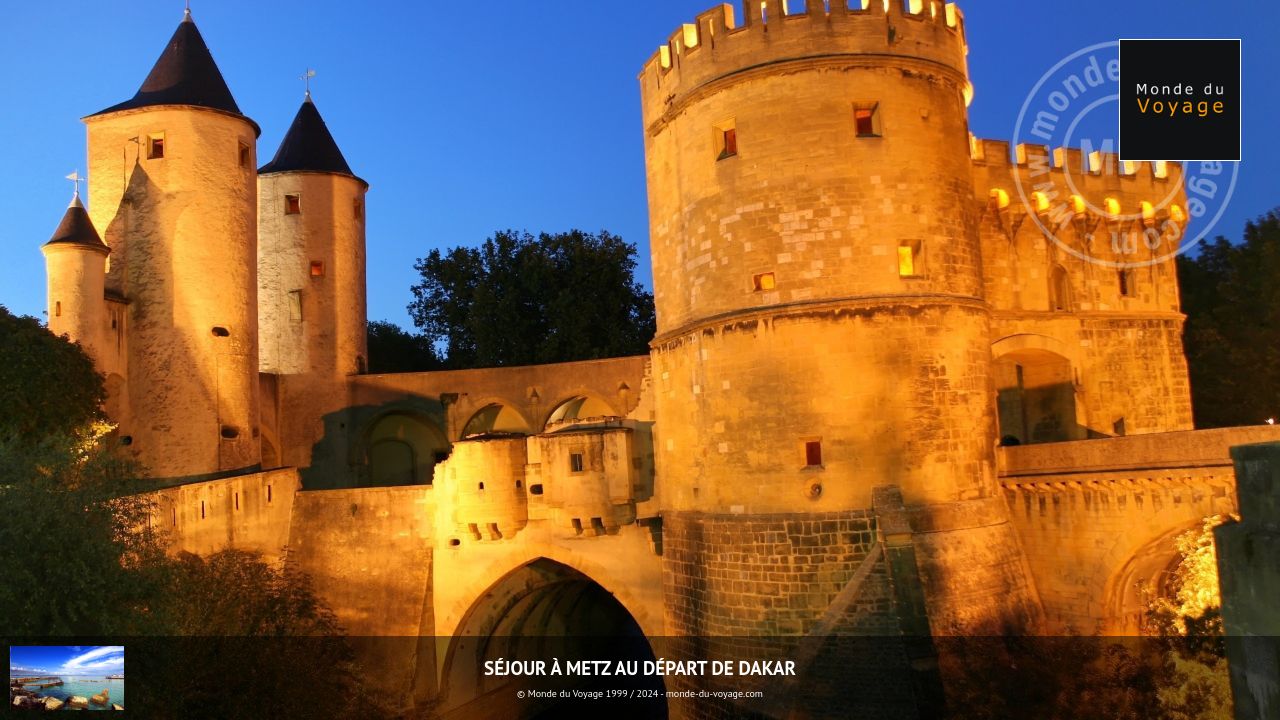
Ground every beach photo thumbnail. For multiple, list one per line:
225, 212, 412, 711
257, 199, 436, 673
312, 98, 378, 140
10, 645, 124, 711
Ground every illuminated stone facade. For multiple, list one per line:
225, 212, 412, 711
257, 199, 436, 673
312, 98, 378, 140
36, 2, 1273, 716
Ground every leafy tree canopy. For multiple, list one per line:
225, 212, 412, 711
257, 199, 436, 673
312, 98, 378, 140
366, 320, 442, 373
1178, 210, 1280, 428
0, 305, 104, 442
407, 230, 656, 369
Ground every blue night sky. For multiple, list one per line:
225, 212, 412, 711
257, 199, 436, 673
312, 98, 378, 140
10, 646, 124, 677
0, 1, 1276, 329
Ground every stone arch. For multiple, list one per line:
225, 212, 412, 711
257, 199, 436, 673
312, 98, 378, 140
542, 393, 619, 430
438, 557, 665, 718
1101, 520, 1207, 635
360, 411, 450, 486
459, 401, 531, 439
1050, 264, 1072, 311
992, 338, 1083, 445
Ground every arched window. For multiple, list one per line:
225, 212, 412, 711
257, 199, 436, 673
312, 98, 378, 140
365, 412, 449, 486
460, 403, 528, 438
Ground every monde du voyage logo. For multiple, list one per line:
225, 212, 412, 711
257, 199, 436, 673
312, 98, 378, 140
1012, 39, 1241, 269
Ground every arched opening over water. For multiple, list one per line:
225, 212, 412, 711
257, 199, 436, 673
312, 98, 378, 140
439, 558, 665, 718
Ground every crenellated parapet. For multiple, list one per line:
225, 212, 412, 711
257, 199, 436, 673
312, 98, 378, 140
971, 138, 1189, 227
640, 1, 969, 129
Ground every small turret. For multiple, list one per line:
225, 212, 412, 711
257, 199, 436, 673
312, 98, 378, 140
258, 92, 368, 379
42, 192, 109, 365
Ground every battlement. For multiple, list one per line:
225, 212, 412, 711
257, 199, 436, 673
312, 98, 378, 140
640, 1, 969, 127
970, 136, 1188, 220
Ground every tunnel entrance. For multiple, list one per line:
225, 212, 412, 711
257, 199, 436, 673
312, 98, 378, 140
439, 558, 665, 719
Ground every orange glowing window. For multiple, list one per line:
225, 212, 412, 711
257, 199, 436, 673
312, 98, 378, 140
310, 261, 325, 277
752, 272, 776, 292
854, 102, 881, 137
898, 241, 922, 278
804, 440, 823, 468
715, 120, 738, 160
285, 194, 301, 215
147, 133, 165, 160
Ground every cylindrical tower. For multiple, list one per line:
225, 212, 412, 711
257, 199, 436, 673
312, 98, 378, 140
83, 10, 261, 480
641, 0, 1039, 644
257, 94, 369, 379
42, 193, 109, 365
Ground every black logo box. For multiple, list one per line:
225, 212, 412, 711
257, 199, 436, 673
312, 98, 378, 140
1120, 39, 1241, 162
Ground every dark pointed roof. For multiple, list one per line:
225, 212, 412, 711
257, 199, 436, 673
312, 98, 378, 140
90, 10, 256, 133
258, 95, 361, 181
45, 195, 109, 253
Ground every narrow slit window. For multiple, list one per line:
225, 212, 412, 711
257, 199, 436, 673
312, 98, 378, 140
148, 133, 165, 159
310, 261, 325, 278
569, 453, 584, 473
714, 120, 737, 160
200, 500, 205, 519
752, 272, 776, 292
804, 440, 823, 468
267, 485, 273, 503
854, 102, 881, 137
54, 301, 61, 317
285, 194, 301, 215
1118, 269, 1134, 297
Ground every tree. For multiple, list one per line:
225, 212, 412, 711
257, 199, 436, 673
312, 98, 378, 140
1177, 210, 1280, 427
407, 230, 656, 368
366, 320, 442, 373
0, 306, 104, 442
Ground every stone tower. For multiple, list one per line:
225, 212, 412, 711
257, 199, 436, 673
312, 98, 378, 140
639, 0, 1040, 644
257, 93, 368, 379
42, 192, 109, 366
83, 9, 261, 480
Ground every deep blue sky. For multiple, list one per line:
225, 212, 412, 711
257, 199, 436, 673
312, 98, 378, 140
0, 1, 1275, 329
10, 646, 124, 676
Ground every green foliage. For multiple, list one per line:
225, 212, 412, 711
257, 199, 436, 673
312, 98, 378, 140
0, 305, 105, 442
366, 319, 442, 373
407, 229, 656, 368
1178, 210, 1280, 427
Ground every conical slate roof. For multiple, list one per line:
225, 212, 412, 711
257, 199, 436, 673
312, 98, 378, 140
258, 95, 358, 179
45, 195, 108, 252
91, 10, 254, 131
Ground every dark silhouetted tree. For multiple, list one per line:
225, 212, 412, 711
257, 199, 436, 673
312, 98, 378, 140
1178, 210, 1280, 427
407, 230, 655, 368
0, 305, 104, 442
366, 320, 442, 373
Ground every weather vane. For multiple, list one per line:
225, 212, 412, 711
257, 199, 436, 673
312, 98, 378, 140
301, 68, 316, 98
65, 171, 85, 199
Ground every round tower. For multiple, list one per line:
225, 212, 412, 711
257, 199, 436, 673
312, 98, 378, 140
257, 92, 369, 379
640, 0, 1039, 641
83, 9, 261, 480
42, 192, 109, 364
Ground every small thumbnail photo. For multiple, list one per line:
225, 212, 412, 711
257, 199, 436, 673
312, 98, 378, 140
10, 646, 124, 711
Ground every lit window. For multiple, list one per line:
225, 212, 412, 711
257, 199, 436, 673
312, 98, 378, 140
854, 102, 881, 137
147, 134, 165, 159
804, 440, 823, 467
898, 241, 922, 278
715, 120, 737, 160
1153, 161, 1169, 179
310, 261, 325, 277
752, 272, 776, 292
569, 453, 584, 473
239, 142, 251, 169
285, 194, 301, 215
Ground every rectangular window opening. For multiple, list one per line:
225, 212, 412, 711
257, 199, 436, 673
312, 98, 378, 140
1119, 269, 1134, 297
752, 272, 776, 292
898, 241, 922, 278
569, 453, 584, 473
854, 103, 881, 137
288, 289, 303, 322
714, 120, 737, 160
804, 440, 823, 468
148, 134, 165, 159
285, 194, 301, 215
54, 301, 61, 318
239, 142, 251, 169
310, 261, 325, 278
